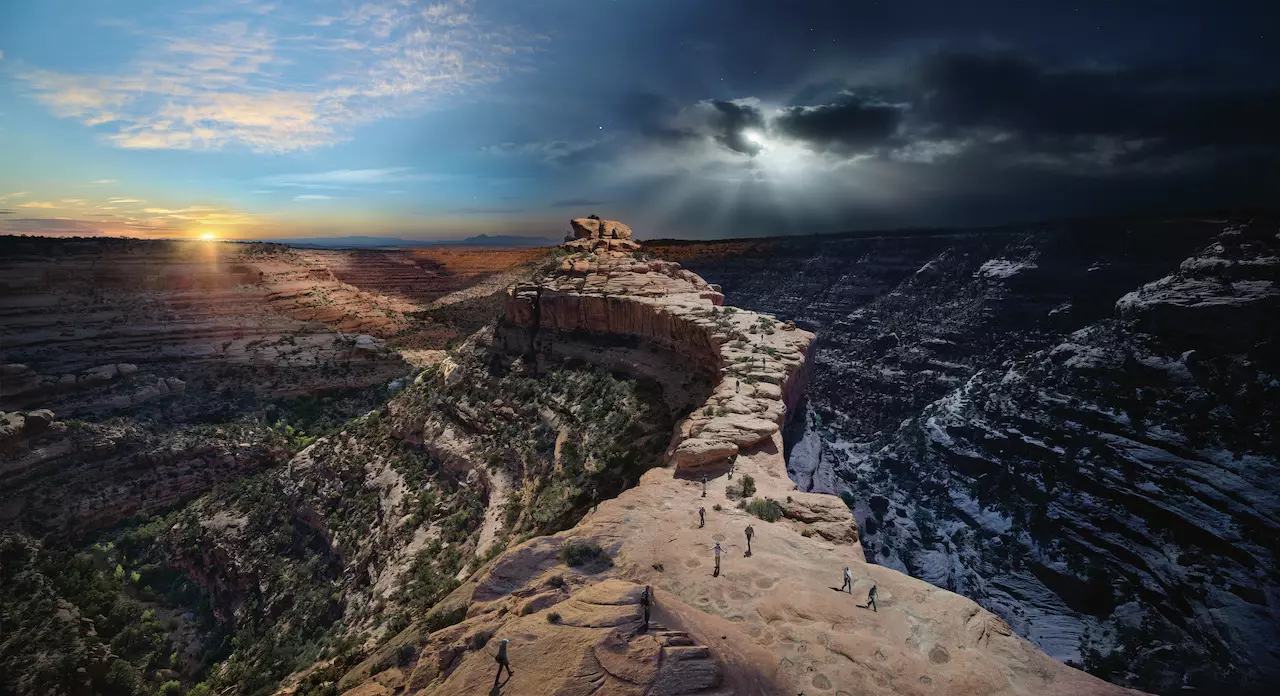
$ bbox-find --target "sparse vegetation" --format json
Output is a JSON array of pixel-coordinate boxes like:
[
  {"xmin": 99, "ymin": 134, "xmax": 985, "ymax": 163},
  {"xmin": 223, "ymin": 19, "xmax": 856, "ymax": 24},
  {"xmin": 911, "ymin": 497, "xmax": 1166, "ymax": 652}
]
[
  {"xmin": 726, "ymin": 473, "xmax": 756, "ymax": 500},
  {"xmin": 559, "ymin": 541, "xmax": 613, "ymax": 571},
  {"xmin": 745, "ymin": 498, "xmax": 783, "ymax": 522}
]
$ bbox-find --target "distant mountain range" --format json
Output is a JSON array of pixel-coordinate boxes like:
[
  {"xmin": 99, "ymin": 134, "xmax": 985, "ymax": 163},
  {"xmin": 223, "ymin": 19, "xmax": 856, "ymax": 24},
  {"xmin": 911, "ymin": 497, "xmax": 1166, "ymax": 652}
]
[{"xmin": 255, "ymin": 234, "xmax": 559, "ymax": 249}]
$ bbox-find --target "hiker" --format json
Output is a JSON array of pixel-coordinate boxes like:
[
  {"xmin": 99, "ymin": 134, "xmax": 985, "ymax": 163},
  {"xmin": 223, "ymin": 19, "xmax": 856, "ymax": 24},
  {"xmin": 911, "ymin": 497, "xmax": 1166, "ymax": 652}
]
[
  {"xmin": 735, "ymin": 379, "xmax": 740, "ymax": 393},
  {"xmin": 640, "ymin": 585, "xmax": 651, "ymax": 632},
  {"xmin": 840, "ymin": 567, "xmax": 853, "ymax": 593},
  {"xmin": 728, "ymin": 458, "xmax": 735, "ymax": 480},
  {"xmin": 744, "ymin": 525, "xmax": 754, "ymax": 556},
  {"xmin": 713, "ymin": 542, "xmax": 722, "ymax": 577},
  {"xmin": 701, "ymin": 474, "xmax": 708, "ymax": 497},
  {"xmin": 859, "ymin": 583, "xmax": 878, "ymax": 612},
  {"xmin": 491, "ymin": 638, "xmax": 514, "ymax": 688},
  {"xmin": 699, "ymin": 506, "xmax": 706, "ymax": 528}
]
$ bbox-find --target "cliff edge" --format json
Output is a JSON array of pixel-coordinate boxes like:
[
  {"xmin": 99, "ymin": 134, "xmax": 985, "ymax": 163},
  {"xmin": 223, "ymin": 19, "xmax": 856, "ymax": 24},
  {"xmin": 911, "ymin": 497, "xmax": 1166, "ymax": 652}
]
[{"xmin": 324, "ymin": 219, "xmax": 1141, "ymax": 696}]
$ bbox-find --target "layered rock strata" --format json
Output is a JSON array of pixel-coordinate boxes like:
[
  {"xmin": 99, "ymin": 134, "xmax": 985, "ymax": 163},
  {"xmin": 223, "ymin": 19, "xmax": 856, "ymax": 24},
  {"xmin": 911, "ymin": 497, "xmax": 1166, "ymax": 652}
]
[
  {"xmin": 329, "ymin": 221, "xmax": 1138, "ymax": 695},
  {"xmin": 501, "ymin": 252, "xmax": 811, "ymax": 474}
]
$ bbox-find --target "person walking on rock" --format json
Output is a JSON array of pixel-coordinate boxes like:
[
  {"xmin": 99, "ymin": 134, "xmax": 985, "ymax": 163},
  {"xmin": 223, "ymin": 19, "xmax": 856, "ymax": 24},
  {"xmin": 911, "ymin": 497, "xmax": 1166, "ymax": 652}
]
[
  {"xmin": 699, "ymin": 506, "xmax": 706, "ymax": 528},
  {"xmin": 491, "ymin": 638, "xmax": 514, "ymax": 688},
  {"xmin": 701, "ymin": 475, "xmax": 708, "ymax": 497},
  {"xmin": 744, "ymin": 525, "xmax": 755, "ymax": 556},
  {"xmin": 713, "ymin": 542, "xmax": 723, "ymax": 577},
  {"xmin": 859, "ymin": 583, "xmax": 878, "ymax": 612},
  {"xmin": 640, "ymin": 585, "xmax": 651, "ymax": 633},
  {"xmin": 840, "ymin": 566, "xmax": 853, "ymax": 593}
]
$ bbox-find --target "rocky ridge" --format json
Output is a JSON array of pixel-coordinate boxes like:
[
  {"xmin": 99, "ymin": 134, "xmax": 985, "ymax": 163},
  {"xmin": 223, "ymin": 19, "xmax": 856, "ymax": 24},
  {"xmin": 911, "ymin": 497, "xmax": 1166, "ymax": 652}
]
[
  {"xmin": 651, "ymin": 216, "xmax": 1278, "ymax": 693},
  {"xmin": 325, "ymin": 220, "xmax": 1135, "ymax": 695}
]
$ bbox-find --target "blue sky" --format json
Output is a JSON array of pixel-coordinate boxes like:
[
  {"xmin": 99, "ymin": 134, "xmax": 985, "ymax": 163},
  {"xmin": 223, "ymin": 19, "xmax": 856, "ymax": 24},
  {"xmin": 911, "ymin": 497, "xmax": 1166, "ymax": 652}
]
[{"xmin": 1, "ymin": 1, "xmax": 1276, "ymax": 240}]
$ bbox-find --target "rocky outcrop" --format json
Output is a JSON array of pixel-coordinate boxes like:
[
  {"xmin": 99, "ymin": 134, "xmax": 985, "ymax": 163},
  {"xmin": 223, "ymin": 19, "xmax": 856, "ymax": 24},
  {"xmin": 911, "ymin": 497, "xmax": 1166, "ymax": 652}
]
[
  {"xmin": 326, "ymin": 218, "xmax": 1136, "ymax": 696},
  {"xmin": 652, "ymin": 215, "xmax": 1278, "ymax": 694},
  {"xmin": 563, "ymin": 217, "xmax": 642, "ymax": 252},
  {"xmin": 501, "ymin": 250, "xmax": 810, "ymax": 473}
]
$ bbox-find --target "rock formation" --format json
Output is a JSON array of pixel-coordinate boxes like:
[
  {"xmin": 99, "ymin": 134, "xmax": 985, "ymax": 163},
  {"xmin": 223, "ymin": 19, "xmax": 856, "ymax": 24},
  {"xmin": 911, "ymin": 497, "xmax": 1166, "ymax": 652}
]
[
  {"xmin": 328, "ymin": 219, "xmax": 1137, "ymax": 695},
  {"xmin": 562, "ymin": 217, "xmax": 643, "ymax": 252},
  {"xmin": 647, "ymin": 216, "xmax": 1279, "ymax": 694}
]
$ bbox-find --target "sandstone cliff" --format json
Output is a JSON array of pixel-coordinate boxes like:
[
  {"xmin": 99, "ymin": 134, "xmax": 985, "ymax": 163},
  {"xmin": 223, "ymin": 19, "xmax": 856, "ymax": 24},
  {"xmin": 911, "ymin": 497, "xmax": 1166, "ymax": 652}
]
[{"xmin": 322, "ymin": 220, "xmax": 1138, "ymax": 696}]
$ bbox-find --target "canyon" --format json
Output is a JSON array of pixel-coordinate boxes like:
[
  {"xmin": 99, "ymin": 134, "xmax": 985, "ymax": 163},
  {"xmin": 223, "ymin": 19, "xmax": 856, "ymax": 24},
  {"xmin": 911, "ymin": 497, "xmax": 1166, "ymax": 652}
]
[{"xmin": 1, "ymin": 214, "xmax": 1274, "ymax": 696}]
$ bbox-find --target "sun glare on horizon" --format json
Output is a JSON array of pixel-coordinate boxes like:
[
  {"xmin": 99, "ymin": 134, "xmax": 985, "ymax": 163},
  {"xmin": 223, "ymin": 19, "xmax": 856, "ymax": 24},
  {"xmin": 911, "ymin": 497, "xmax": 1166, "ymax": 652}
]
[{"xmin": 200, "ymin": 232, "xmax": 216, "ymax": 240}]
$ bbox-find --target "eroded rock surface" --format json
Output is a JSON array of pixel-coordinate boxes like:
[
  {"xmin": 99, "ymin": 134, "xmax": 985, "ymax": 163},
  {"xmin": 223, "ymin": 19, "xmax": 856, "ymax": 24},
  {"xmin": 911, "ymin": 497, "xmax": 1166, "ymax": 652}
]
[{"xmin": 327, "ymin": 220, "xmax": 1133, "ymax": 696}]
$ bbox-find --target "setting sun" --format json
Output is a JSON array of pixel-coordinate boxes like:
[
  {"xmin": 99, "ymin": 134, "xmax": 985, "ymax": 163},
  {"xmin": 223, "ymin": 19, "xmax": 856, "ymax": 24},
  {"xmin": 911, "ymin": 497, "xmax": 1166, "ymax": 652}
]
[{"xmin": 200, "ymin": 232, "xmax": 216, "ymax": 240}]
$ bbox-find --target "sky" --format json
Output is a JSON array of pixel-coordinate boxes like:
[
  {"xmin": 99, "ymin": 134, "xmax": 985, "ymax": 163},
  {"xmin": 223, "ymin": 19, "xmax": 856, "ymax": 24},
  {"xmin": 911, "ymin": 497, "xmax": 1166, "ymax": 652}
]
[{"xmin": 0, "ymin": 0, "xmax": 1276, "ymax": 241}]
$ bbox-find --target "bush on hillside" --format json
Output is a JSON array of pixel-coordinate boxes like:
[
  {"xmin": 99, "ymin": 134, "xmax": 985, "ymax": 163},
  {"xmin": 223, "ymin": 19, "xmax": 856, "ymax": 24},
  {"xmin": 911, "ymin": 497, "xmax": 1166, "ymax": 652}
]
[{"xmin": 745, "ymin": 497, "xmax": 782, "ymax": 522}]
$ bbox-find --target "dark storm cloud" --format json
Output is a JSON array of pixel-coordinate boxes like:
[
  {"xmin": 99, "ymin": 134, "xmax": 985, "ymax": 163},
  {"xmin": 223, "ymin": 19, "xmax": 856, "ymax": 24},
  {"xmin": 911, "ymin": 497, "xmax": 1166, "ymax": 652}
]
[
  {"xmin": 707, "ymin": 100, "xmax": 766, "ymax": 155},
  {"xmin": 772, "ymin": 97, "xmax": 904, "ymax": 153},
  {"xmin": 908, "ymin": 50, "xmax": 1280, "ymax": 169}
]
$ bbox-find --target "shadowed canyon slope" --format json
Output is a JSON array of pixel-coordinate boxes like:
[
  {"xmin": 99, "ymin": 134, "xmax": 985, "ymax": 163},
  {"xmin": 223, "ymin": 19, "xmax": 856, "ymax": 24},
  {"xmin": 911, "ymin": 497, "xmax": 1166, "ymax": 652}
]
[
  {"xmin": 649, "ymin": 216, "xmax": 1279, "ymax": 694},
  {"xmin": 0, "ymin": 237, "xmax": 545, "ymax": 537}
]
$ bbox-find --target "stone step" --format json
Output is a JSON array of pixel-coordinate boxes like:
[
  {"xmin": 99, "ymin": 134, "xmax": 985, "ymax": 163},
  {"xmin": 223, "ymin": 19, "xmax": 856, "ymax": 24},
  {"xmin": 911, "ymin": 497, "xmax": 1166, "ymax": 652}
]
[
  {"xmin": 660, "ymin": 634, "xmax": 696, "ymax": 647},
  {"xmin": 664, "ymin": 645, "xmax": 711, "ymax": 661}
]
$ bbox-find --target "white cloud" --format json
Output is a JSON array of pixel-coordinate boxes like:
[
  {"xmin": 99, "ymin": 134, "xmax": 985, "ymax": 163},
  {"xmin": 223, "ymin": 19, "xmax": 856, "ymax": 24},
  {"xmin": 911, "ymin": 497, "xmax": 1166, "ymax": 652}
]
[
  {"xmin": 90, "ymin": 179, "xmax": 118, "ymax": 184},
  {"xmin": 108, "ymin": 198, "xmax": 146, "ymax": 203},
  {"xmin": 0, "ymin": 191, "xmax": 31, "ymax": 200},
  {"xmin": 258, "ymin": 167, "xmax": 446, "ymax": 191},
  {"xmin": 18, "ymin": 2, "xmax": 536, "ymax": 152},
  {"xmin": 19, "ymin": 201, "xmax": 58, "ymax": 208},
  {"xmin": 294, "ymin": 194, "xmax": 332, "ymax": 201}
]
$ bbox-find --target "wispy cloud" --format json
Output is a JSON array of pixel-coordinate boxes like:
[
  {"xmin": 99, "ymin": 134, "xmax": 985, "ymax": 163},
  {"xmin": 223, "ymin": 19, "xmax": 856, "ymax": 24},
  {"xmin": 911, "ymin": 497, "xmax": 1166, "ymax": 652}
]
[
  {"xmin": 261, "ymin": 167, "xmax": 420, "ymax": 188},
  {"xmin": 18, "ymin": 2, "xmax": 537, "ymax": 152},
  {"xmin": 0, "ymin": 209, "xmax": 15, "ymax": 215},
  {"xmin": 0, "ymin": 191, "xmax": 31, "ymax": 200},
  {"xmin": 19, "ymin": 201, "xmax": 58, "ymax": 209},
  {"xmin": 109, "ymin": 198, "xmax": 146, "ymax": 203},
  {"xmin": 90, "ymin": 179, "xmax": 118, "ymax": 184},
  {"xmin": 294, "ymin": 194, "xmax": 333, "ymax": 201}
]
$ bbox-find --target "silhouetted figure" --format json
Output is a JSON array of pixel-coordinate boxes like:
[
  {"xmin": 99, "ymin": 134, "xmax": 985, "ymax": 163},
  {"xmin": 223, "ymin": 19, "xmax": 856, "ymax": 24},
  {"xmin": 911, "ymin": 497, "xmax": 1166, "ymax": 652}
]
[
  {"xmin": 859, "ymin": 584, "xmax": 878, "ymax": 612},
  {"xmin": 492, "ymin": 638, "xmax": 513, "ymax": 688},
  {"xmin": 735, "ymin": 379, "xmax": 740, "ymax": 393},
  {"xmin": 744, "ymin": 525, "xmax": 754, "ymax": 556},
  {"xmin": 713, "ymin": 543, "xmax": 722, "ymax": 577},
  {"xmin": 699, "ymin": 506, "xmax": 706, "ymax": 528},
  {"xmin": 728, "ymin": 458, "xmax": 735, "ymax": 480},
  {"xmin": 840, "ymin": 567, "xmax": 852, "ymax": 593},
  {"xmin": 701, "ymin": 475, "xmax": 707, "ymax": 497},
  {"xmin": 640, "ymin": 585, "xmax": 651, "ymax": 632}
]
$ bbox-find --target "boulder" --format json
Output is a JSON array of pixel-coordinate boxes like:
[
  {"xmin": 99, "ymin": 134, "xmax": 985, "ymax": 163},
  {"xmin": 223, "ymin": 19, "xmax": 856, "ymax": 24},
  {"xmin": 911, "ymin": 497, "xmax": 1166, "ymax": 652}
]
[{"xmin": 22, "ymin": 409, "xmax": 55, "ymax": 434}]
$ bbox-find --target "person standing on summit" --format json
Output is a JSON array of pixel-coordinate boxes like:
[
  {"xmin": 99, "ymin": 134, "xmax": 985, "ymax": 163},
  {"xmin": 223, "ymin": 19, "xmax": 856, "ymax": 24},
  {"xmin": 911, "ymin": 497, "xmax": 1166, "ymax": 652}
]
[{"xmin": 713, "ymin": 542, "xmax": 723, "ymax": 577}]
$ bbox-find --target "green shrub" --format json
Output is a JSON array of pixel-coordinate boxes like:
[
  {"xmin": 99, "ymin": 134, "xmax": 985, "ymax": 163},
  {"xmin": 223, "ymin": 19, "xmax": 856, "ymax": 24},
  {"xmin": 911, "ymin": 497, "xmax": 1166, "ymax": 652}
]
[
  {"xmin": 745, "ymin": 498, "xmax": 782, "ymax": 522},
  {"xmin": 726, "ymin": 474, "xmax": 756, "ymax": 500},
  {"xmin": 559, "ymin": 542, "xmax": 613, "ymax": 571},
  {"xmin": 157, "ymin": 680, "xmax": 183, "ymax": 696},
  {"xmin": 423, "ymin": 607, "xmax": 467, "ymax": 634},
  {"xmin": 712, "ymin": 504, "xmax": 722, "ymax": 511},
  {"xmin": 395, "ymin": 642, "xmax": 416, "ymax": 666},
  {"xmin": 470, "ymin": 629, "xmax": 494, "ymax": 650},
  {"xmin": 547, "ymin": 612, "xmax": 562, "ymax": 624}
]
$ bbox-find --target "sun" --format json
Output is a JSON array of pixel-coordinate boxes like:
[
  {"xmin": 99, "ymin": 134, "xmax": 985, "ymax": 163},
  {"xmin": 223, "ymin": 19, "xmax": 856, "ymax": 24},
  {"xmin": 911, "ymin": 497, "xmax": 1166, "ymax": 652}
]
[{"xmin": 200, "ymin": 232, "xmax": 216, "ymax": 240}]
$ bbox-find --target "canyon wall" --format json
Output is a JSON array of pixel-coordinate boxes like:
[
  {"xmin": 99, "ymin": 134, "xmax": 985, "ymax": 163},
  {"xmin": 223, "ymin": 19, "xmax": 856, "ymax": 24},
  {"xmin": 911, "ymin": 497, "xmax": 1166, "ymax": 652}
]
[{"xmin": 325, "ymin": 220, "xmax": 1138, "ymax": 696}]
